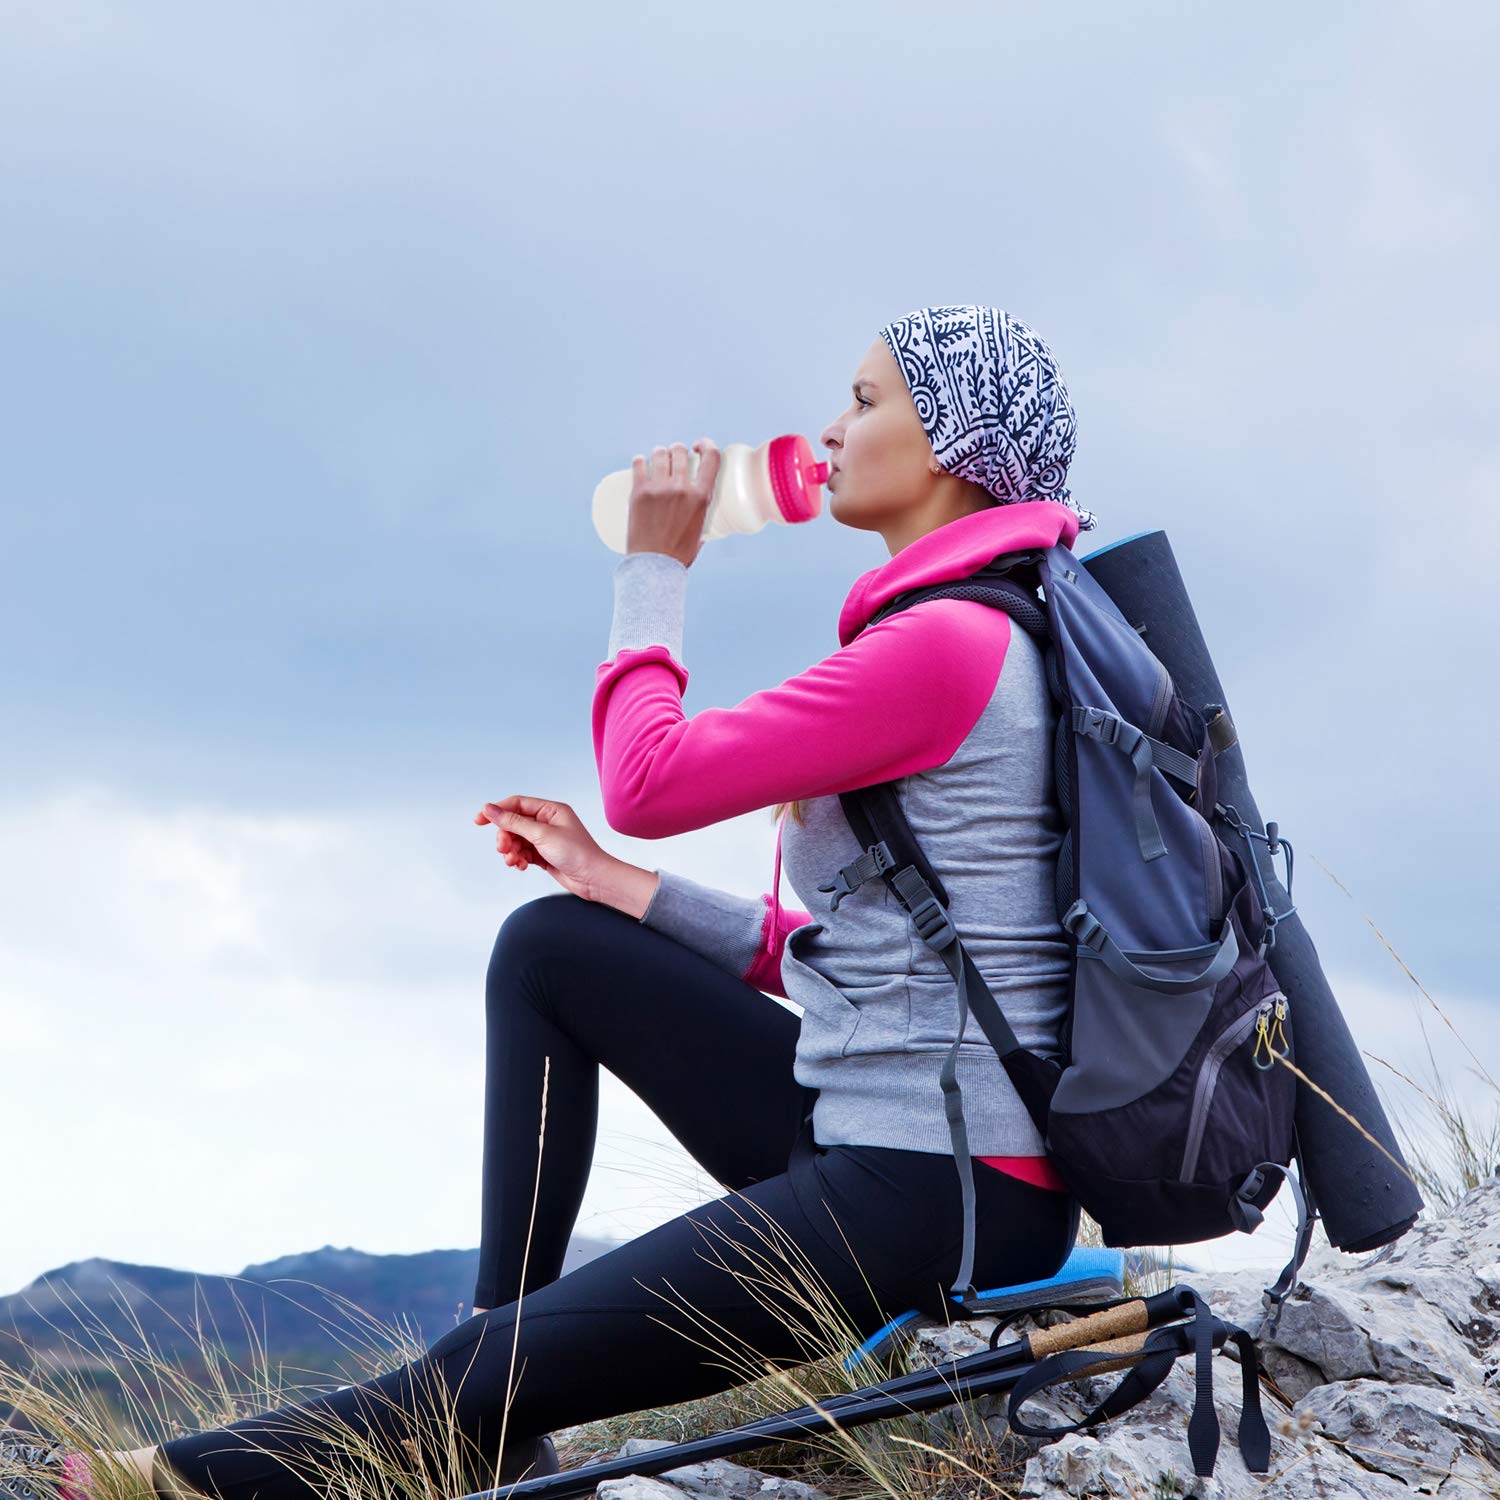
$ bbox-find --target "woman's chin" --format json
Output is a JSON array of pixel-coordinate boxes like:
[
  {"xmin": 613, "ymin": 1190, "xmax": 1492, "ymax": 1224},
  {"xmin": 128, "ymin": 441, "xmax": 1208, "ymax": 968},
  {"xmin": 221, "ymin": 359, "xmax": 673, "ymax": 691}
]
[{"xmin": 826, "ymin": 490, "xmax": 874, "ymax": 533}]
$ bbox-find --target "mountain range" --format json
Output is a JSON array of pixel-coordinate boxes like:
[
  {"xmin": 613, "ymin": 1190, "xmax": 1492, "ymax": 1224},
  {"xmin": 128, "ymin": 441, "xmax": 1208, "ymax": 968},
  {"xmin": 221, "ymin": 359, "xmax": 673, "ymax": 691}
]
[{"xmin": 0, "ymin": 1238, "xmax": 621, "ymax": 1416}]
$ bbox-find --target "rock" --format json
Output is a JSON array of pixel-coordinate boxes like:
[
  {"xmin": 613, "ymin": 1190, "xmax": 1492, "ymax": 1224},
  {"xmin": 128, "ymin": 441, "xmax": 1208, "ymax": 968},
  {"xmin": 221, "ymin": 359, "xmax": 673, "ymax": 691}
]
[
  {"xmin": 751, "ymin": 1478, "xmax": 828, "ymax": 1500},
  {"xmin": 1007, "ymin": 1177, "xmax": 1500, "ymax": 1494},
  {"xmin": 606, "ymin": 1442, "xmax": 830, "ymax": 1500},
  {"xmin": 617, "ymin": 1438, "xmax": 679, "ymax": 1457},
  {"xmin": 597, "ymin": 1478, "xmax": 687, "ymax": 1500},
  {"xmin": 633, "ymin": 1458, "xmax": 776, "ymax": 1500},
  {"xmin": 1294, "ymin": 1379, "xmax": 1500, "ymax": 1489}
]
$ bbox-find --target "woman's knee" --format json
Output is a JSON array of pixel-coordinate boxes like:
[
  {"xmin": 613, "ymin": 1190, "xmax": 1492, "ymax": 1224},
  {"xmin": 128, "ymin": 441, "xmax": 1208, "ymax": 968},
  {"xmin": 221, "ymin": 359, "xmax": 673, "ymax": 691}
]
[{"xmin": 486, "ymin": 893, "xmax": 597, "ymax": 1008}]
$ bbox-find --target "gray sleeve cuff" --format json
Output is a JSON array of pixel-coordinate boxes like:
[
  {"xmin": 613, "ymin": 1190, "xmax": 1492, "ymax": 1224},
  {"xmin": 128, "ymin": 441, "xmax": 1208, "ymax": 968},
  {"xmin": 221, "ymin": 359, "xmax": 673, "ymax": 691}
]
[
  {"xmin": 607, "ymin": 552, "xmax": 688, "ymax": 661},
  {"xmin": 640, "ymin": 868, "xmax": 767, "ymax": 979}
]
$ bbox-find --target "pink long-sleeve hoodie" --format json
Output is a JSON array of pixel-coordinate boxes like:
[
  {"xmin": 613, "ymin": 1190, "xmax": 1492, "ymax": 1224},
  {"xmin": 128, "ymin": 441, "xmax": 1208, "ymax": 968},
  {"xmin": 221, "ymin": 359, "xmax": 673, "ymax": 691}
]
[{"xmin": 593, "ymin": 500, "xmax": 1082, "ymax": 1186}]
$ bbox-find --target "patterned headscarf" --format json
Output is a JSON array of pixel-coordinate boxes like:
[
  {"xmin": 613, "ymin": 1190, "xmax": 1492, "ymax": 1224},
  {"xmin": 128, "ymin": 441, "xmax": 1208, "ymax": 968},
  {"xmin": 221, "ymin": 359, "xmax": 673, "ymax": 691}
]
[{"xmin": 878, "ymin": 304, "xmax": 1096, "ymax": 531}]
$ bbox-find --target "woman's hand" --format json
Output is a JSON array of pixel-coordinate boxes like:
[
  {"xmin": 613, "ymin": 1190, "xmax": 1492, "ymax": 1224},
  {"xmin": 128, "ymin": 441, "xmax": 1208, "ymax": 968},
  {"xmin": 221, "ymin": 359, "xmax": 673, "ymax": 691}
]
[
  {"xmin": 625, "ymin": 438, "xmax": 721, "ymax": 568},
  {"xmin": 474, "ymin": 795, "xmax": 614, "ymax": 902}
]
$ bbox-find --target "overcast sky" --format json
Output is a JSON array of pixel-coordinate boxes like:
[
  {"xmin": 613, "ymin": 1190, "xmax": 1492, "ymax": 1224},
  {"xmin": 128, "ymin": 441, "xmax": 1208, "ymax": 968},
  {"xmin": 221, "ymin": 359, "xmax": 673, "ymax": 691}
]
[{"xmin": 3, "ymin": 0, "xmax": 1497, "ymax": 1300}]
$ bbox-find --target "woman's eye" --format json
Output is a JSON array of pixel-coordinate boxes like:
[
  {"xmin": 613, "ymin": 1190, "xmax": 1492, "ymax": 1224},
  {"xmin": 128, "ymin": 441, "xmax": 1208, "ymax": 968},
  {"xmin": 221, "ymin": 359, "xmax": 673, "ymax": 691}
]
[{"xmin": 855, "ymin": 396, "xmax": 871, "ymax": 409}]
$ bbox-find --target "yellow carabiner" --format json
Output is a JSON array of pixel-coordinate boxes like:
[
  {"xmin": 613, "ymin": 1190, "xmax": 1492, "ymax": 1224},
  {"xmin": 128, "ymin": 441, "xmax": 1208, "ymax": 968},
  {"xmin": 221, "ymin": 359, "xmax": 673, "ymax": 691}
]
[
  {"xmin": 1267, "ymin": 1010, "xmax": 1289, "ymax": 1059},
  {"xmin": 1250, "ymin": 1012, "xmax": 1275, "ymax": 1072}
]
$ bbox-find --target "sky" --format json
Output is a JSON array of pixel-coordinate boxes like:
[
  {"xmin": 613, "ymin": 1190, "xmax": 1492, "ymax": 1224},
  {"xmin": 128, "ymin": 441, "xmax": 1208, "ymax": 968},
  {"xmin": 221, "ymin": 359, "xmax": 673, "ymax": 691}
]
[{"xmin": 3, "ymin": 0, "xmax": 1498, "ymax": 1300}]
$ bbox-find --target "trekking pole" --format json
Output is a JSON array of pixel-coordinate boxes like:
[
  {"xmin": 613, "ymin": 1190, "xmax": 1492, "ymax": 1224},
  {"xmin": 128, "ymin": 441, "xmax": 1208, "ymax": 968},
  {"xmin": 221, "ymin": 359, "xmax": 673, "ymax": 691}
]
[{"xmin": 461, "ymin": 1287, "xmax": 1242, "ymax": 1500}]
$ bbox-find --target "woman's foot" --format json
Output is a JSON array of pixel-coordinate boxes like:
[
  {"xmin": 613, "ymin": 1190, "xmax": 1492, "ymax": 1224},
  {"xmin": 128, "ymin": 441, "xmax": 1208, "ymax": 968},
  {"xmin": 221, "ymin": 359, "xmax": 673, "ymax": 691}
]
[
  {"xmin": 465, "ymin": 1307, "xmax": 557, "ymax": 1486},
  {"xmin": 495, "ymin": 1434, "xmax": 560, "ymax": 1486},
  {"xmin": 1, "ymin": 1432, "xmax": 163, "ymax": 1500},
  {"xmin": 0, "ymin": 1429, "xmax": 68, "ymax": 1500}
]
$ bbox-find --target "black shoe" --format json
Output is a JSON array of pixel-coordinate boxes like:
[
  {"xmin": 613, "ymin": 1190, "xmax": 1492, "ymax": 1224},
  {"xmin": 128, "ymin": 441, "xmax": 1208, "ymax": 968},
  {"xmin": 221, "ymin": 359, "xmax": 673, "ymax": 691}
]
[
  {"xmin": 0, "ymin": 1429, "xmax": 68, "ymax": 1500},
  {"xmin": 495, "ymin": 1434, "xmax": 560, "ymax": 1486}
]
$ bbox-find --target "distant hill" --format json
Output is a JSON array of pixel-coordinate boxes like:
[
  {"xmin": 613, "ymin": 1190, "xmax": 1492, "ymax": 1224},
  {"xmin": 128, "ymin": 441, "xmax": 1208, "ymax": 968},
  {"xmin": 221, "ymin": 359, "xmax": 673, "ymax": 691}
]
[{"xmin": 0, "ymin": 1238, "xmax": 622, "ymax": 1407}]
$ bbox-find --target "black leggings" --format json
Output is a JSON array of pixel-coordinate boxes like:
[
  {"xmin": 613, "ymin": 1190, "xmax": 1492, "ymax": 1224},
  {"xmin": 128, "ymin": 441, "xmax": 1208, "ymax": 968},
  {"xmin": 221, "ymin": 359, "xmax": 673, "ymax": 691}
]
[{"xmin": 155, "ymin": 892, "xmax": 1078, "ymax": 1500}]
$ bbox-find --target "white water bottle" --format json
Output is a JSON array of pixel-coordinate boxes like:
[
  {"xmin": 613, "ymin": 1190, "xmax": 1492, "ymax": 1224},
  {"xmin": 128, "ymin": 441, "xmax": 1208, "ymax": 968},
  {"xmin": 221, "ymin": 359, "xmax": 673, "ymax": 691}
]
[{"xmin": 591, "ymin": 434, "xmax": 830, "ymax": 553}]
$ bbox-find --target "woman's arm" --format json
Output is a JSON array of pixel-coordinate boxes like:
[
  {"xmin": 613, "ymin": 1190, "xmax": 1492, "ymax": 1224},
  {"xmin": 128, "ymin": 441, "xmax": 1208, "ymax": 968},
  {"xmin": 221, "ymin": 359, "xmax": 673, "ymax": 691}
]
[
  {"xmin": 590, "ymin": 548, "xmax": 1007, "ymax": 996},
  {"xmin": 591, "ymin": 858, "xmax": 811, "ymax": 1000},
  {"xmin": 592, "ymin": 552, "xmax": 1015, "ymax": 839},
  {"xmin": 587, "ymin": 857, "xmax": 660, "ymax": 919}
]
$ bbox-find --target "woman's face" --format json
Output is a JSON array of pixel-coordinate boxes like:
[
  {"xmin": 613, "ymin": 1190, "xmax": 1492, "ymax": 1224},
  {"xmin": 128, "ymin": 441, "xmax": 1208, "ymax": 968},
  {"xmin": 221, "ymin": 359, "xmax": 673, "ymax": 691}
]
[{"xmin": 819, "ymin": 336, "xmax": 992, "ymax": 554}]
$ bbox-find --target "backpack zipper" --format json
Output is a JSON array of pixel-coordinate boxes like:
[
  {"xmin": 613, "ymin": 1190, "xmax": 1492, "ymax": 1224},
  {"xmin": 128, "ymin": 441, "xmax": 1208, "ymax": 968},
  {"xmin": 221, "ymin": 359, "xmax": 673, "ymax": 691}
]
[{"xmin": 1179, "ymin": 994, "xmax": 1283, "ymax": 1182}]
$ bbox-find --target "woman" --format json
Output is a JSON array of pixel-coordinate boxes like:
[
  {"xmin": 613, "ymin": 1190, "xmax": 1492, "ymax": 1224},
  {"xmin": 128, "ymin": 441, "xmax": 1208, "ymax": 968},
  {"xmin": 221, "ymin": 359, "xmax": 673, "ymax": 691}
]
[{"xmin": 5, "ymin": 304, "xmax": 1095, "ymax": 1500}]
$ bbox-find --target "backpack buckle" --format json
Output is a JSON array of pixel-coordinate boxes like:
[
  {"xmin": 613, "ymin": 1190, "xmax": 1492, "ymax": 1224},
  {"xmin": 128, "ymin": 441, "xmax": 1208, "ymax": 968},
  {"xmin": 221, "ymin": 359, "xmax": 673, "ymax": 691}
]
[
  {"xmin": 817, "ymin": 869, "xmax": 856, "ymax": 910},
  {"xmin": 1062, "ymin": 898, "xmax": 1106, "ymax": 952},
  {"xmin": 1073, "ymin": 706, "xmax": 1122, "ymax": 746},
  {"xmin": 1228, "ymin": 1168, "xmax": 1268, "ymax": 1232},
  {"xmin": 817, "ymin": 840, "xmax": 896, "ymax": 911},
  {"xmin": 909, "ymin": 891, "xmax": 956, "ymax": 952}
]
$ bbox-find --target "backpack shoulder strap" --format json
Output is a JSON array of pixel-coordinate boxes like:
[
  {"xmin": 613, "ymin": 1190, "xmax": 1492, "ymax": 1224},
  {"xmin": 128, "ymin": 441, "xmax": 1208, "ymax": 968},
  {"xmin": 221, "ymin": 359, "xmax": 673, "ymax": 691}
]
[
  {"xmin": 815, "ymin": 548, "xmax": 1065, "ymax": 1311},
  {"xmin": 865, "ymin": 549, "xmax": 1051, "ymax": 640}
]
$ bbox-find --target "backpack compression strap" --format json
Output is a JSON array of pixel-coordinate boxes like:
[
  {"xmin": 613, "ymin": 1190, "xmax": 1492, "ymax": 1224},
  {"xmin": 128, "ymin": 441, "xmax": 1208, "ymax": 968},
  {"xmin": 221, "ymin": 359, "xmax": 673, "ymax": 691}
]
[{"xmin": 1231, "ymin": 1133, "xmax": 1320, "ymax": 1335}]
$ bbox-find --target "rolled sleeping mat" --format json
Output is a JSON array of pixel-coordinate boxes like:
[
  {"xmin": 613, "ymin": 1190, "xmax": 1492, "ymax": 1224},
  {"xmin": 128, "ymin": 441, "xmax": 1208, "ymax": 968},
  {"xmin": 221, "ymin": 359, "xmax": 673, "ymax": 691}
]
[{"xmin": 1078, "ymin": 529, "xmax": 1423, "ymax": 1255}]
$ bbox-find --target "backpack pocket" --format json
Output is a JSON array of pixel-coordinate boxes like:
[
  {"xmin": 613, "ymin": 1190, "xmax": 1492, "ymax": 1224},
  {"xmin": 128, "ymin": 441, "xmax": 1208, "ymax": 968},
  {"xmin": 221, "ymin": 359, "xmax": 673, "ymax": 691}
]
[
  {"xmin": 1046, "ymin": 936, "xmax": 1223, "ymax": 1116},
  {"xmin": 1180, "ymin": 991, "xmax": 1288, "ymax": 1181},
  {"xmin": 1043, "ymin": 874, "xmax": 1299, "ymax": 1246}
]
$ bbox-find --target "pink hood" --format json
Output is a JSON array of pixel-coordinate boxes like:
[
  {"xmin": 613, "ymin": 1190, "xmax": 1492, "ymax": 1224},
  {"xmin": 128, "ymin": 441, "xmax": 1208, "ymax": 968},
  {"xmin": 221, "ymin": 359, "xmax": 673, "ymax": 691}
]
[{"xmin": 838, "ymin": 499, "xmax": 1080, "ymax": 648}]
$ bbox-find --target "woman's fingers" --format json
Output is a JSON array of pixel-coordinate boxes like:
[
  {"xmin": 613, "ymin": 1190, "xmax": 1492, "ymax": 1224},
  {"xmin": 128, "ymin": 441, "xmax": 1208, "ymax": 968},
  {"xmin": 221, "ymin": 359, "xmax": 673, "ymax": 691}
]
[
  {"xmin": 475, "ymin": 800, "xmax": 546, "ymax": 869},
  {"xmin": 483, "ymin": 794, "xmax": 539, "ymax": 816},
  {"xmin": 633, "ymin": 440, "xmax": 719, "ymax": 490},
  {"xmin": 474, "ymin": 795, "xmax": 586, "ymax": 885},
  {"xmin": 484, "ymin": 811, "xmax": 531, "ymax": 852},
  {"xmin": 478, "ymin": 799, "xmax": 534, "ymax": 829},
  {"xmin": 692, "ymin": 437, "xmax": 720, "ymax": 495}
]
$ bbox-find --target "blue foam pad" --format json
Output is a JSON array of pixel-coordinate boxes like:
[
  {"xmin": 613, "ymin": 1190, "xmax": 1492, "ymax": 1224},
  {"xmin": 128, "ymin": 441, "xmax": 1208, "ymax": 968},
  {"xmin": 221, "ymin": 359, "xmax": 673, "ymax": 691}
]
[
  {"xmin": 842, "ymin": 1246, "xmax": 1126, "ymax": 1372},
  {"xmin": 1078, "ymin": 529, "xmax": 1160, "ymax": 562}
]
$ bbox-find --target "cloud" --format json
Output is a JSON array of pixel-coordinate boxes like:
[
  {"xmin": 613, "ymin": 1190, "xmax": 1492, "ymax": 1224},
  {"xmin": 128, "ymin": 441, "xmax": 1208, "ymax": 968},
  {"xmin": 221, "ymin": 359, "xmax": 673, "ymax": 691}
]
[{"xmin": 0, "ymin": 784, "xmax": 789, "ymax": 1294}]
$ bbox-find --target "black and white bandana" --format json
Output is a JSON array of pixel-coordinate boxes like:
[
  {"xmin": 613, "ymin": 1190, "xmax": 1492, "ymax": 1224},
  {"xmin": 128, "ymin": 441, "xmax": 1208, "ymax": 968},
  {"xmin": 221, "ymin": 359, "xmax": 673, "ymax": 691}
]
[{"xmin": 878, "ymin": 304, "xmax": 1096, "ymax": 531}]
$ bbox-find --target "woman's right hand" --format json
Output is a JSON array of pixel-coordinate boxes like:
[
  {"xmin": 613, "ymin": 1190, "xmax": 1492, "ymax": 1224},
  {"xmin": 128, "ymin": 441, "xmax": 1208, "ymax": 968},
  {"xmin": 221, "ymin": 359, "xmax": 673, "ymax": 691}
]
[{"xmin": 473, "ymin": 795, "xmax": 613, "ymax": 903}]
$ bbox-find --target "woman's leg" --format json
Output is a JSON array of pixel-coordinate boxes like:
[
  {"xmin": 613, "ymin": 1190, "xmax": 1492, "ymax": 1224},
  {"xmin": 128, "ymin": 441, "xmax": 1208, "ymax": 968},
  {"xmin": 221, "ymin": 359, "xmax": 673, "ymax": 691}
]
[
  {"xmin": 141, "ymin": 892, "xmax": 1075, "ymax": 1500},
  {"xmin": 470, "ymin": 893, "xmax": 817, "ymax": 1310},
  {"xmin": 150, "ymin": 1136, "xmax": 1075, "ymax": 1500},
  {"xmin": 138, "ymin": 892, "xmax": 818, "ymax": 1499}
]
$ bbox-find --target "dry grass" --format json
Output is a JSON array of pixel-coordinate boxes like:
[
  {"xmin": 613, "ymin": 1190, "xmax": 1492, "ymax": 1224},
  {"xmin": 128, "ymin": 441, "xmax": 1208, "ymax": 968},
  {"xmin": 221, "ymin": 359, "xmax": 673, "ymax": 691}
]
[{"xmin": 2, "ymin": 861, "xmax": 1494, "ymax": 1500}]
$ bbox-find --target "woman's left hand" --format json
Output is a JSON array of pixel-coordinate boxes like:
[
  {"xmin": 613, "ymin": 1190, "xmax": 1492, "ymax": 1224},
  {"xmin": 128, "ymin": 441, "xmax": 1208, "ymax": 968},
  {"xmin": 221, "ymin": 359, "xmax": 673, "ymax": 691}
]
[{"xmin": 625, "ymin": 438, "xmax": 720, "ymax": 569}]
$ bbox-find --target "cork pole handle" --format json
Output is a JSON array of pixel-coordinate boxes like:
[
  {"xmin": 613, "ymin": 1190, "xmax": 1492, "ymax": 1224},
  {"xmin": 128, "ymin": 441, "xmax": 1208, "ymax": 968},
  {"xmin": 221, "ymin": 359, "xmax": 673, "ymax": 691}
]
[
  {"xmin": 1027, "ymin": 1299, "xmax": 1150, "ymax": 1358},
  {"xmin": 1045, "ymin": 1329, "xmax": 1153, "ymax": 1379}
]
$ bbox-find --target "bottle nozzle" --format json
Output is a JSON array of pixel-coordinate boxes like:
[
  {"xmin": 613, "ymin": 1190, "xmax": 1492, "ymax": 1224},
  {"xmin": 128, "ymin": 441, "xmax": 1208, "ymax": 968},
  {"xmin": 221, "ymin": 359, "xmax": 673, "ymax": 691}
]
[{"xmin": 807, "ymin": 461, "xmax": 830, "ymax": 485}]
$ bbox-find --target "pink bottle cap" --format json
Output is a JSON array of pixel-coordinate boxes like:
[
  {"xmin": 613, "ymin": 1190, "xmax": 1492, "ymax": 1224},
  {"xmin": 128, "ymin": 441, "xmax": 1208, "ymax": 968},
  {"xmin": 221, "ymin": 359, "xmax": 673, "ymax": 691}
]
[{"xmin": 767, "ymin": 434, "xmax": 828, "ymax": 524}]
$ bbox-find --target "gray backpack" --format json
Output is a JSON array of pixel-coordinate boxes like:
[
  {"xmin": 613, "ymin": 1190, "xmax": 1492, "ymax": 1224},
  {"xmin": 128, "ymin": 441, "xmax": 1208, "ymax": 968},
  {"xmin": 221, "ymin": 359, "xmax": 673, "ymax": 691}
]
[{"xmin": 816, "ymin": 543, "xmax": 1314, "ymax": 1315}]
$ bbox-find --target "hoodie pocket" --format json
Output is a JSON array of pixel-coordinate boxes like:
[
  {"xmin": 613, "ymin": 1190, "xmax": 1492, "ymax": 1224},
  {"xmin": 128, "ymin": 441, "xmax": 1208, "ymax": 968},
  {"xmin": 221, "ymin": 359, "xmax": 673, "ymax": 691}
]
[
  {"xmin": 783, "ymin": 923, "xmax": 859, "ymax": 1054},
  {"xmin": 839, "ymin": 977, "xmax": 913, "ymax": 1057},
  {"xmin": 904, "ymin": 970, "xmax": 977, "ymax": 1050}
]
